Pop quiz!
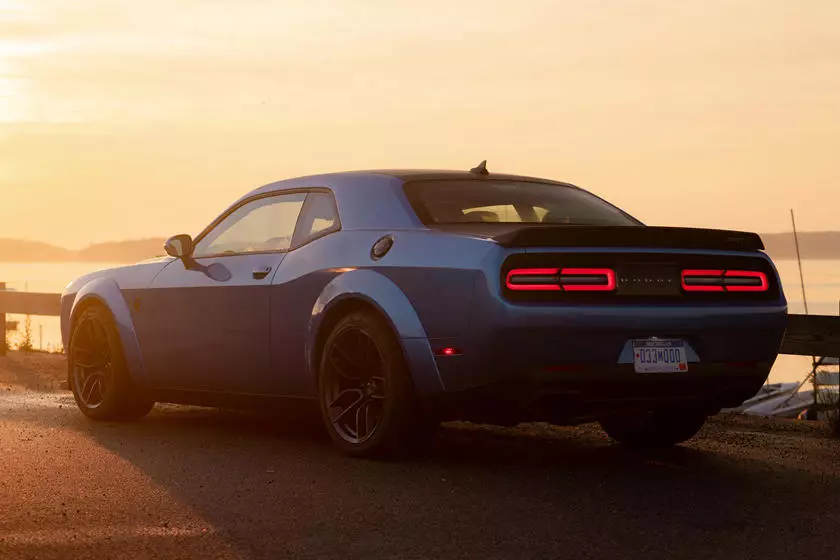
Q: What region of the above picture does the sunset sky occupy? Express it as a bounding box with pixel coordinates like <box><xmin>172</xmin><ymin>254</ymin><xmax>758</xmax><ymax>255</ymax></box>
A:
<box><xmin>1</xmin><ymin>0</ymin><xmax>838</xmax><ymax>248</ymax></box>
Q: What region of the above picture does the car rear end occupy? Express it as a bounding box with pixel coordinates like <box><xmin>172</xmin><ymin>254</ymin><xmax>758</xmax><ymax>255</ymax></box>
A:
<box><xmin>455</xmin><ymin>241</ymin><xmax>785</xmax><ymax>425</ymax></box>
<box><xmin>401</xmin><ymin>174</ymin><xmax>787</xmax><ymax>425</ymax></box>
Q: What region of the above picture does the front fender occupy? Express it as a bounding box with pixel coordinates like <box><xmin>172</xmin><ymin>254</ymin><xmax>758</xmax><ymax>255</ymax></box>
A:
<box><xmin>67</xmin><ymin>278</ymin><xmax>149</xmax><ymax>389</ymax></box>
<box><xmin>309</xmin><ymin>269</ymin><xmax>445</xmax><ymax>396</ymax></box>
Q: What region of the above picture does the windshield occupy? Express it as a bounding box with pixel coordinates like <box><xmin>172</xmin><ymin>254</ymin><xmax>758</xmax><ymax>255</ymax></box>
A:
<box><xmin>403</xmin><ymin>180</ymin><xmax>640</xmax><ymax>226</ymax></box>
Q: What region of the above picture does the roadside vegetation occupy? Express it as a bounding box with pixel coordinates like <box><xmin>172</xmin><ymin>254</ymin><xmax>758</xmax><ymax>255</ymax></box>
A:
<box><xmin>3</xmin><ymin>315</ymin><xmax>63</xmax><ymax>354</ymax></box>
<box><xmin>815</xmin><ymin>378</ymin><xmax>840</xmax><ymax>435</ymax></box>
<box><xmin>16</xmin><ymin>315</ymin><xmax>34</xmax><ymax>352</ymax></box>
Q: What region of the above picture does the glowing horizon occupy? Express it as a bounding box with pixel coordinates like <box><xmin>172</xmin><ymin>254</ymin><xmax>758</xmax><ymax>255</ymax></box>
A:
<box><xmin>2</xmin><ymin>0</ymin><xmax>839</xmax><ymax>248</ymax></box>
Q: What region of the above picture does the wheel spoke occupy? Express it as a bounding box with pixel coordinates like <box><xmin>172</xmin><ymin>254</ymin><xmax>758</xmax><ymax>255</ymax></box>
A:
<box><xmin>91</xmin><ymin>321</ymin><xmax>110</xmax><ymax>355</ymax></box>
<box><xmin>76</xmin><ymin>321</ymin><xmax>96</xmax><ymax>359</ymax></box>
<box><xmin>73</xmin><ymin>338</ymin><xmax>91</xmax><ymax>354</ymax></box>
<box><xmin>83</xmin><ymin>318</ymin><xmax>97</xmax><ymax>346</ymax></box>
<box><xmin>72</xmin><ymin>344</ymin><xmax>95</xmax><ymax>362</ymax></box>
<box><xmin>352</xmin><ymin>331</ymin><xmax>370</xmax><ymax>372</ymax></box>
<box><xmin>93</xmin><ymin>377</ymin><xmax>105</xmax><ymax>402</ymax></box>
<box><xmin>328</xmin><ymin>388</ymin><xmax>362</xmax><ymax>409</ymax></box>
<box><xmin>333</xmin><ymin>338</ymin><xmax>358</xmax><ymax>368</ymax></box>
<box><xmin>81</xmin><ymin>372</ymin><xmax>101</xmax><ymax>403</ymax></box>
<box><xmin>88</xmin><ymin>377</ymin><xmax>102</xmax><ymax>404</ymax></box>
<box><xmin>330</xmin><ymin>390</ymin><xmax>365</xmax><ymax>424</ymax></box>
<box><xmin>357</xmin><ymin>335</ymin><xmax>373</xmax><ymax>372</ymax></box>
<box><xmin>365</xmin><ymin>401</ymin><xmax>376</xmax><ymax>437</ymax></box>
<box><xmin>355</xmin><ymin>401</ymin><xmax>368</xmax><ymax>439</ymax></box>
<box><xmin>328</xmin><ymin>350</ymin><xmax>358</xmax><ymax>380</ymax></box>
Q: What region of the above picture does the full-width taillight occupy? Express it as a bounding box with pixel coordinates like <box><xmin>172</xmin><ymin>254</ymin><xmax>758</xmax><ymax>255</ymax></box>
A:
<box><xmin>681</xmin><ymin>269</ymin><xmax>769</xmax><ymax>292</ymax></box>
<box><xmin>506</xmin><ymin>268</ymin><xmax>616</xmax><ymax>292</ymax></box>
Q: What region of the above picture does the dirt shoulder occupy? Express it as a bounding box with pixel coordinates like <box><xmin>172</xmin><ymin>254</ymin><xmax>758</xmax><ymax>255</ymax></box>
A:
<box><xmin>0</xmin><ymin>351</ymin><xmax>67</xmax><ymax>393</ymax></box>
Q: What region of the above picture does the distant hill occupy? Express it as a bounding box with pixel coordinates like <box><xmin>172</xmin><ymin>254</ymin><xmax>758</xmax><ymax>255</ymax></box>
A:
<box><xmin>761</xmin><ymin>231</ymin><xmax>840</xmax><ymax>260</ymax></box>
<box><xmin>77</xmin><ymin>238</ymin><xmax>168</xmax><ymax>262</ymax></box>
<box><xmin>0</xmin><ymin>238</ymin><xmax>167</xmax><ymax>262</ymax></box>
<box><xmin>0</xmin><ymin>239</ymin><xmax>72</xmax><ymax>262</ymax></box>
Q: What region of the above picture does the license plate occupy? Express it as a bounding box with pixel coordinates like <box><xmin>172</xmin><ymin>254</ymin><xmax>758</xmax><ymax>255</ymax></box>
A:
<box><xmin>633</xmin><ymin>339</ymin><xmax>688</xmax><ymax>373</ymax></box>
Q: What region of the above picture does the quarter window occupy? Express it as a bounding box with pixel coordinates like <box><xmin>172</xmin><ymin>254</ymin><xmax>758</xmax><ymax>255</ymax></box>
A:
<box><xmin>291</xmin><ymin>192</ymin><xmax>340</xmax><ymax>248</ymax></box>
<box><xmin>193</xmin><ymin>193</ymin><xmax>306</xmax><ymax>257</ymax></box>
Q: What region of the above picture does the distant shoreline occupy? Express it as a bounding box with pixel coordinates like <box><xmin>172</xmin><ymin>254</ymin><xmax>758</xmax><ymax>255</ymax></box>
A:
<box><xmin>0</xmin><ymin>238</ymin><xmax>166</xmax><ymax>264</ymax></box>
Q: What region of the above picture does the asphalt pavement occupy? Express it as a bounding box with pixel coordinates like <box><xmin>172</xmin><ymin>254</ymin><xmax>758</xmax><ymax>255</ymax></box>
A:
<box><xmin>2</xmin><ymin>374</ymin><xmax>840</xmax><ymax>559</ymax></box>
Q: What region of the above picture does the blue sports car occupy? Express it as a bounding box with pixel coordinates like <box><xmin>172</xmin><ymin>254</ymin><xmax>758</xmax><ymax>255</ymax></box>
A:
<box><xmin>61</xmin><ymin>163</ymin><xmax>787</xmax><ymax>456</ymax></box>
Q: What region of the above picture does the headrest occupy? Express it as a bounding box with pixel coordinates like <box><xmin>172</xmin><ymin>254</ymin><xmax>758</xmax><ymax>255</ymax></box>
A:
<box><xmin>462</xmin><ymin>210</ymin><xmax>500</xmax><ymax>222</ymax></box>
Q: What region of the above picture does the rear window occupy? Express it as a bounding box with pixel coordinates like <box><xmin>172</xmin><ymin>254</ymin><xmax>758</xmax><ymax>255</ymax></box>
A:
<box><xmin>403</xmin><ymin>180</ymin><xmax>639</xmax><ymax>226</ymax></box>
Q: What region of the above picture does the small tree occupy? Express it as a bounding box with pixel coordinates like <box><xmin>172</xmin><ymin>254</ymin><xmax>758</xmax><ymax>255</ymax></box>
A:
<box><xmin>17</xmin><ymin>315</ymin><xmax>33</xmax><ymax>352</ymax></box>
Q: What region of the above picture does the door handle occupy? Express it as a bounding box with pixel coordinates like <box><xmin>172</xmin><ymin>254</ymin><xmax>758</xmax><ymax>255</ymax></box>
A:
<box><xmin>252</xmin><ymin>266</ymin><xmax>272</xmax><ymax>280</ymax></box>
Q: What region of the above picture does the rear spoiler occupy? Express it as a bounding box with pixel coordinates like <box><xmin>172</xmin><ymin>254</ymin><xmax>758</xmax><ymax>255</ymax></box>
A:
<box><xmin>434</xmin><ymin>225</ymin><xmax>765</xmax><ymax>251</ymax></box>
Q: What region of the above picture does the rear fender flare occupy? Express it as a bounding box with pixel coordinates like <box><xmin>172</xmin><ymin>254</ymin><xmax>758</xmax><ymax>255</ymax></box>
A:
<box><xmin>308</xmin><ymin>269</ymin><xmax>444</xmax><ymax>396</ymax></box>
<box><xmin>68</xmin><ymin>277</ymin><xmax>148</xmax><ymax>389</ymax></box>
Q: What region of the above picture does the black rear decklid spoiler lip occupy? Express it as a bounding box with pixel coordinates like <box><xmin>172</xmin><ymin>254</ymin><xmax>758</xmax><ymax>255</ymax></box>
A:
<box><xmin>432</xmin><ymin>224</ymin><xmax>765</xmax><ymax>251</ymax></box>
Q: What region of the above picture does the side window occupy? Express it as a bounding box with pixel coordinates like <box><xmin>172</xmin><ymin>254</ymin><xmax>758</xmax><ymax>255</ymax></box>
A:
<box><xmin>193</xmin><ymin>193</ymin><xmax>306</xmax><ymax>257</ymax></box>
<box><xmin>291</xmin><ymin>192</ymin><xmax>340</xmax><ymax>248</ymax></box>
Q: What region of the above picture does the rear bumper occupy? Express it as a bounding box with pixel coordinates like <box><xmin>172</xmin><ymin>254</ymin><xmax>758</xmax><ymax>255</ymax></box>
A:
<box><xmin>429</xmin><ymin>362</ymin><xmax>772</xmax><ymax>425</ymax></box>
<box><xmin>416</xmin><ymin>293</ymin><xmax>785</xmax><ymax>424</ymax></box>
<box><xmin>431</xmin><ymin>301</ymin><xmax>786</xmax><ymax>393</ymax></box>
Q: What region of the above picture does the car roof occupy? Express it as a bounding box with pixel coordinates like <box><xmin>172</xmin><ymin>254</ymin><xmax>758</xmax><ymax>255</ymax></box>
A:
<box><xmin>229</xmin><ymin>170</ymin><xmax>580</xmax><ymax>232</ymax></box>
<box><xmin>351</xmin><ymin>169</ymin><xmax>573</xmax><ymax>185</ymax></box>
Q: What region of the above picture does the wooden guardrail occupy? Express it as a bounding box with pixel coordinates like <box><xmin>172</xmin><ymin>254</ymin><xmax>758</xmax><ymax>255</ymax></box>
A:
<box><xmin>0</xmin><ymin>283</ymin><xmax>61</xmax><ymax>356</ymax></box>
<box><xmin>779</xmin><ymin>314</ymin><xmax>840</xmax><ymax>358</ymax></box>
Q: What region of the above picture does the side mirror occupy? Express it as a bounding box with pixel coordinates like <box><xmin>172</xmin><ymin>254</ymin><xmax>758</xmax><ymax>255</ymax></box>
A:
<box><xmin>164</xmin><ymin>234</ymin><xmax>194</xmax><ymax>259</ymax></box>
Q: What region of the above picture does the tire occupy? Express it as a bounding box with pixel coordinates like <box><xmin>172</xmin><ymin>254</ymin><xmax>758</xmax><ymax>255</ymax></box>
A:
<box><xmin>317</xmin><ymin>310</ymin><xmax>436</xmax><ymax>457</ymax></box>
<box><xmin>69</xmin><ymin>305</ymin><xmax>155</xmax><ymax>421</ymax></box>
<box><xmin>599</xmin><ymin>408</ymin><xmax>708</xmax><ymax>449</ymax></box>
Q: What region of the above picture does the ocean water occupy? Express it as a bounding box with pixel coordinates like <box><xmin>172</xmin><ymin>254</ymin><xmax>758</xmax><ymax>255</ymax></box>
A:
<box><xmin>1</xmin><ymin>259</ymin><xmax>837</xmax><ymax>383</ymax></box>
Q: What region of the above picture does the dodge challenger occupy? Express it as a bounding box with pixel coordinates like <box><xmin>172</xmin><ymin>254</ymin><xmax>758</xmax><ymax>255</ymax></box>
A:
<box><xmin>61</xmin><ymin>163</ymin><xmax>787</xmax><ymax>456</ymax></box>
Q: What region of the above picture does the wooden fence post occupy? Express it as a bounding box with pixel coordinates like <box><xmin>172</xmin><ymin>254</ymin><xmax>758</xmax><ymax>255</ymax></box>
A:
<box><xmin>1</xmin><ymin>282</ymin><xmax>5</xmax><ymax>356</ymax></box>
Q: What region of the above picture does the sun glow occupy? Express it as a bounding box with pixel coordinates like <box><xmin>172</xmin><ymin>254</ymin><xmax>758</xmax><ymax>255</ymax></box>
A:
<box><xmin>0</xmin><ymin>0</ymin><xmax>839</xmax><ymax>249</ymax></box>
